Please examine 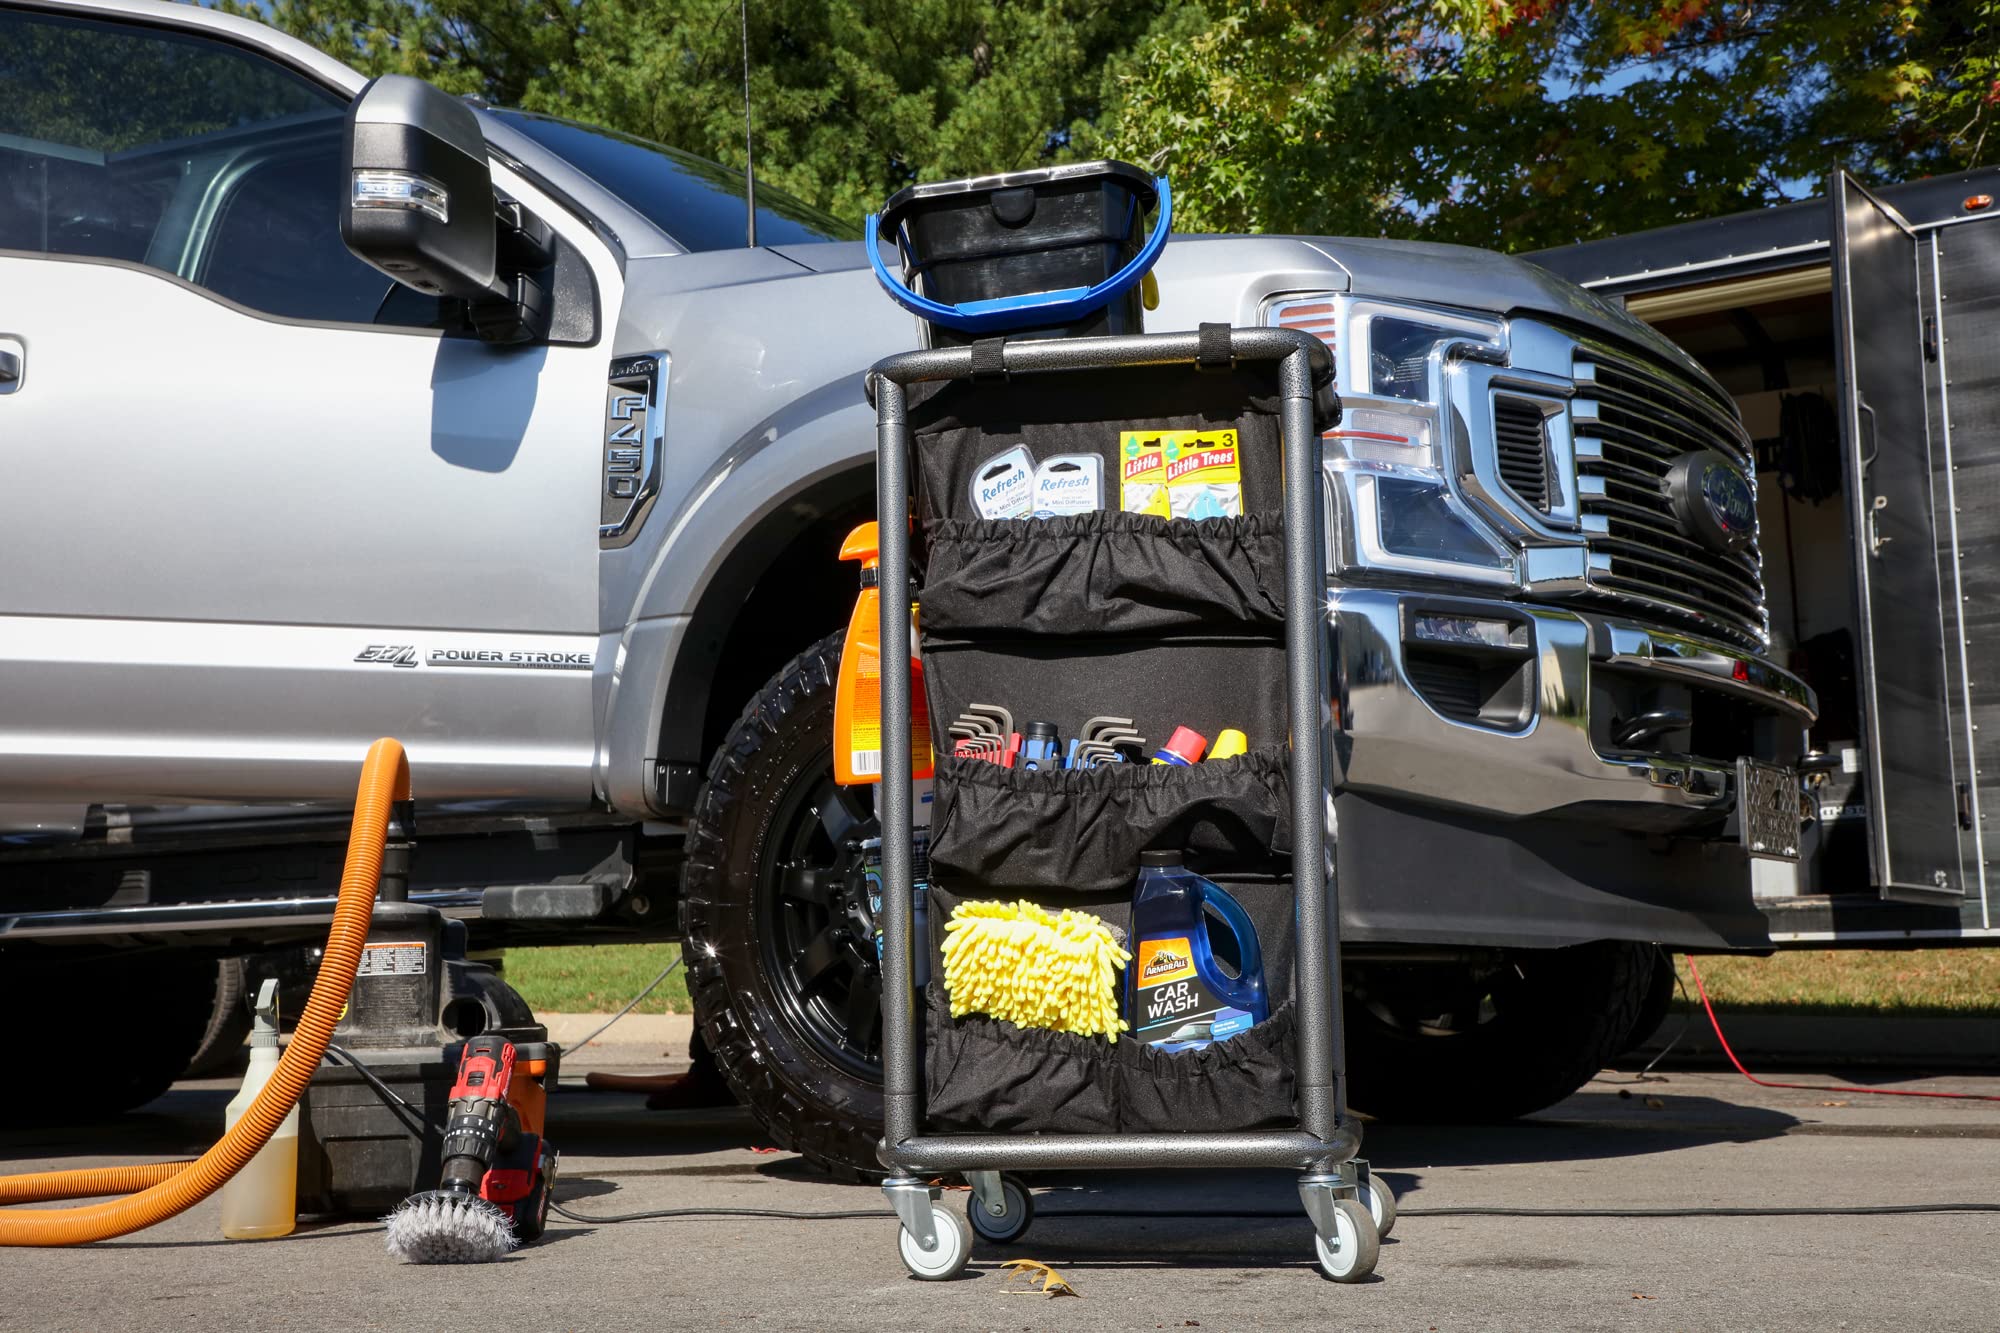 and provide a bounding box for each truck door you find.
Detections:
[0,7,621,805]
[1829,172,1968,902]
